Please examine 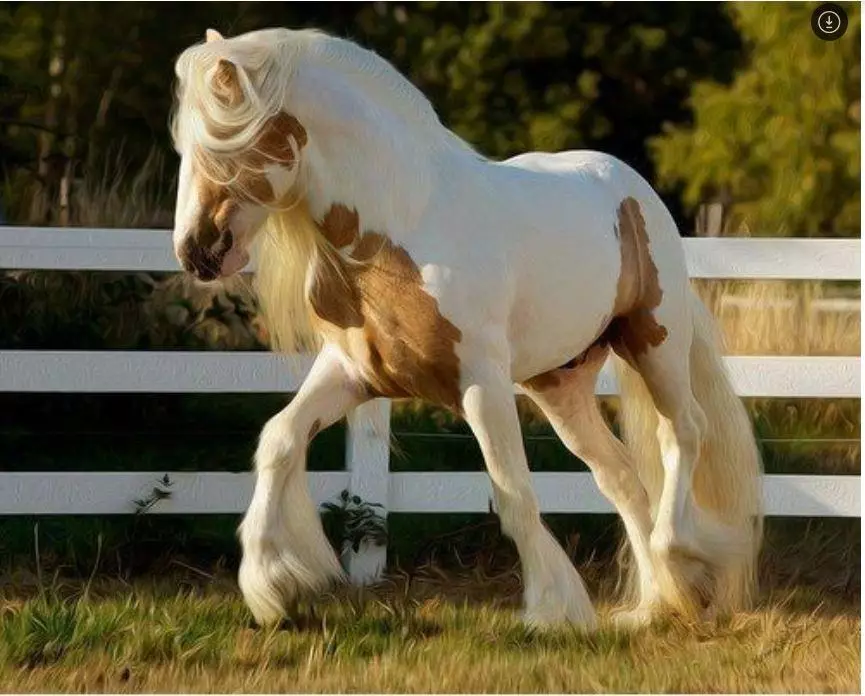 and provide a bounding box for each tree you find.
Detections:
[650,3,860,237]
[354,2,741,185]
[1,2,743,227]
